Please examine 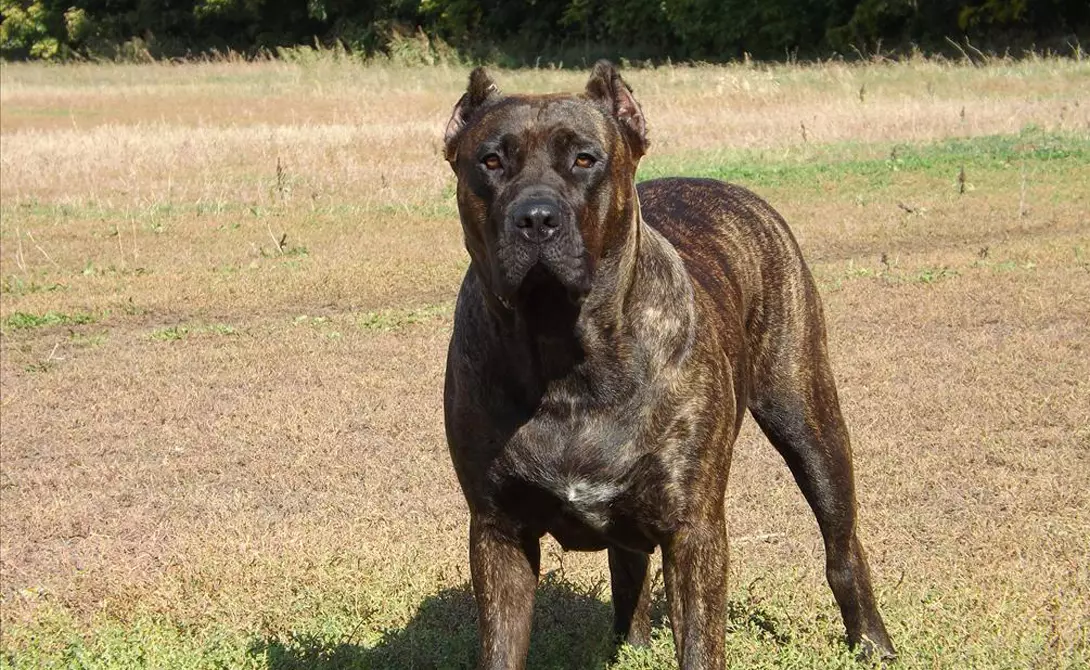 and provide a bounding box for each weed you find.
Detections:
[70,331,109,348]
[1075,247,1090,273]
[82,262,150,277]
[293,315,330,327]
[258,233,308,258]
[149,325,189,341]
[843,261,875,279]
[972,258,1038,274]
[148,324,239,341]
[115,297,148,316]
[0,276,67,296]
[908,266,960,284]
[3,311,96,330]
[357,304,449,332]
